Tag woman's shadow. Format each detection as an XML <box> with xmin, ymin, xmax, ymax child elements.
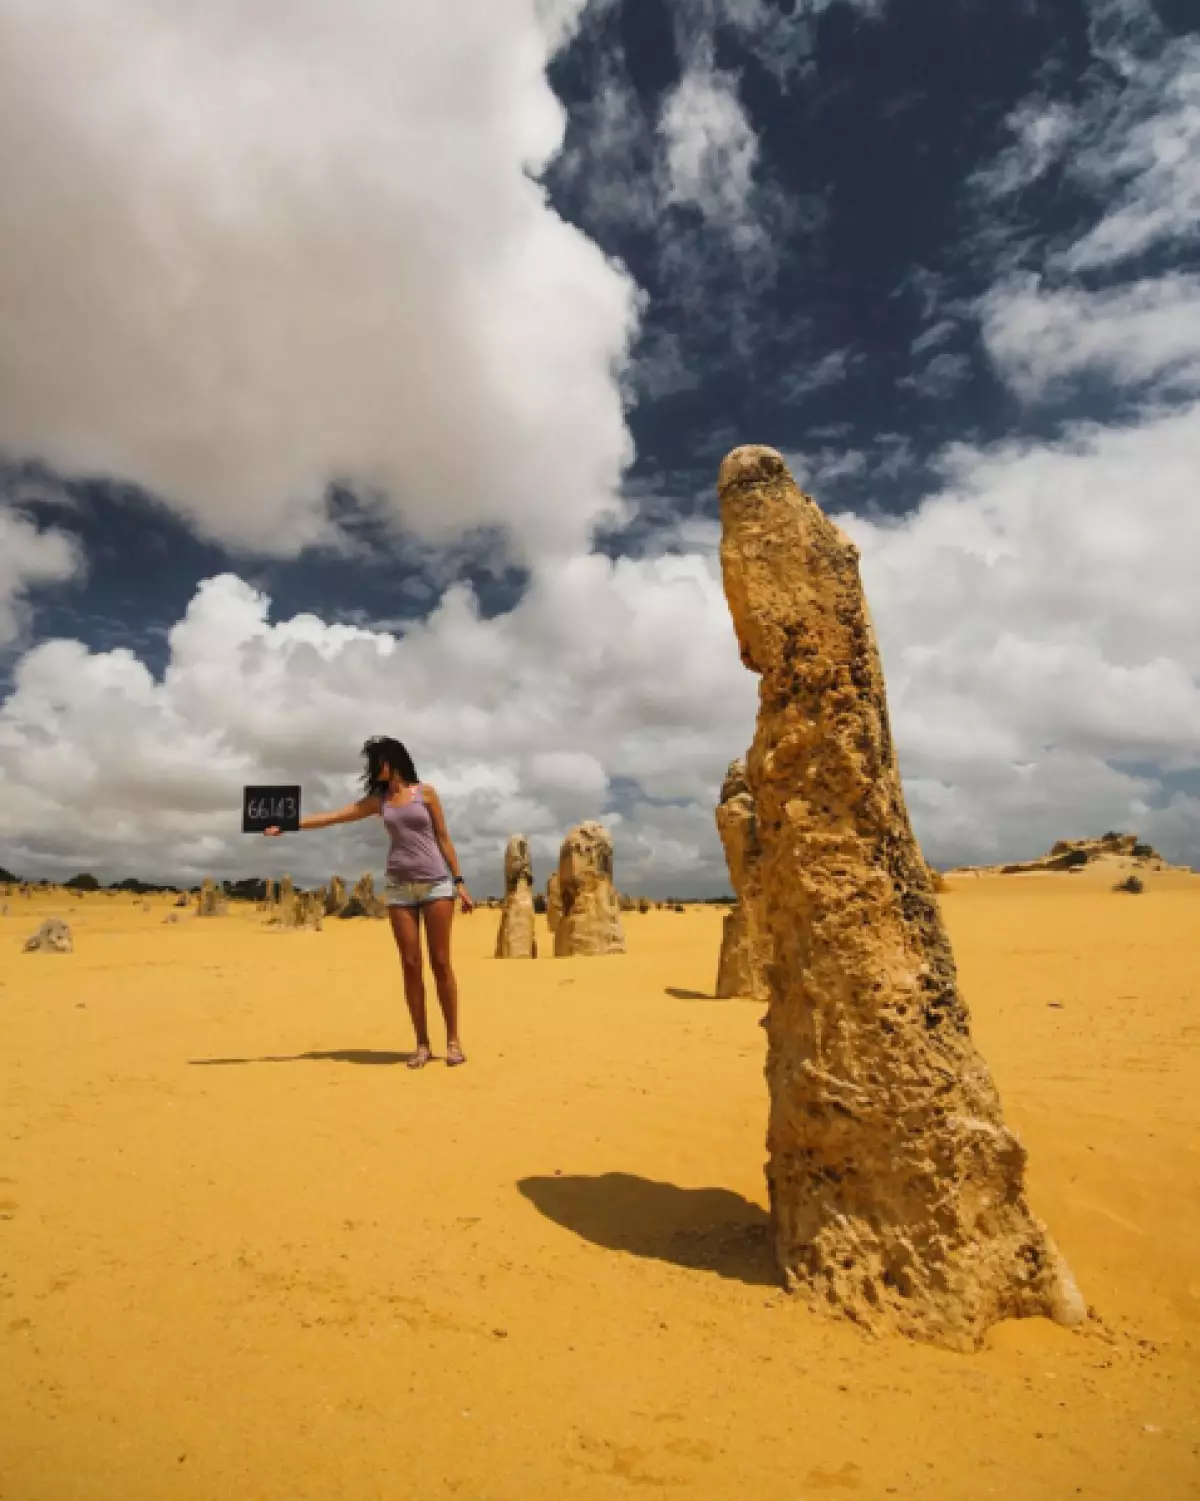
<box><xmin>517</xmin><ymin>1172</ymin><xmax>777</xmax><ymax>1288</ymax></box>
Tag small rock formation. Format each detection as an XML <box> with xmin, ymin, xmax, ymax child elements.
<box><xmin>279</xmin><ymin>875</ymin><xmax>294</xmax><ymax>909</ymax></box>
<box><xmin>174</xmin><ymin>893</ymin><xmax>188</xmax><ymax>908</ymax></box>
<box><xmin>718</xmin><ymin>443</ymin><xmax>1084</xmax><ymax>1351</ymax></box>
<box><xmin>545</xmin><ymin>871</ymin><xmax>562</xmax><ymax>934</ymax></box>
<box><xmin>268</xmin><ymin>885</ymin><xmax>323</xmax><ymax>930</ymax></box>
<box><xmin>553</xmin><ymin>822</ymin><xmax>626</xmax><ymax>957</ymax></box>
<box><xmin>263</xmin><ymin>877</ymin><xmax>277</xmax><ymax>907</ymax></box>
<box><xmin>714</xmin><ymin>758</ymin><xmax>771</xmax><ymax>1001</ymax></box>
<box><xmin>638</xmin><ymin>897</ymin><xmax>650</xmax><ymax>914</ymax></box>
<box><xmin>339</xmin><ymin>873</ymin><xmax>387</xmax><ymax>919</ymax></box>
<box><xmin>953</xmin><ymin>832</ymin><xmax>1169</xmax><ymax>878</ymax></box>
<box><xmin>326</xmin><ymin>877</ymin><xmax>346</xmax><ymax>915</ymax></box>
<box><xmin>197</xmin><ymin>878</ymin><xmax>224</xmax><ymax>917</ymax></box>
<box><xmin>494</xmin><ymin>835</ymin><xmax>537</xmax><ymax>959</ymax></box>
<box><xmin>24</xmin><ymin>918</ymin><xmax>72</xmax><ymax>954</ymax></box>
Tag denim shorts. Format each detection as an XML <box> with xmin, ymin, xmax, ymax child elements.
<box><xmin>383</xmin><ymin>875</ymin><xmax>456</xmax><ymax>908</ymax></box>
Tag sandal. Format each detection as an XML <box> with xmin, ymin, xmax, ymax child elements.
<box><xmin>445</xmin><ymin>1041</ymin><xmax>467</xmax><ymax>1068</ymax></box>
<box><xmin>408</xmin><ymin>1043</ymin><xmax>432</xmax><ymax>1070</ymax></box>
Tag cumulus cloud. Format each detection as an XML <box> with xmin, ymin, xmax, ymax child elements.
<box><xmin>0</xmin><ymin>506</ymin><xmax>83</xmax><ymax>647</ymax></box>
<box><xmin>0</xmin><ymin>556</ymin><xmax>756</xmax><ymax>892</ymax></box>
<box><xmin>839</xmin><ymin>401</ymin><xmax>1200</xmax><ymax>865</ymax></box>
<box><xmin>0</xmin><ymin>0</ymin><xmax>637</xmax><ymax>562</ymax></box>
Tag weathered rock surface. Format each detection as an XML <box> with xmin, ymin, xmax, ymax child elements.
<box><xmin>714</xmin><ymin>758</ymin><xmax>770</xmax><ymax>1001</ymax></box>
<box><xmin>718</xmin><ymin>443</ymin><xmax>1084</xmax><ymax>1351</ymax></box>
<box><xmin>24</xmin><ymin>918</ymin><xmax>72</xmax><ymax>954</ymax></box>
<box><xmin>326</xmin><ymin>877</ymin><xmax>346</xmax><ymax>915</ymax></box>
<box><xmin>553</xmin><ymin>823</ymin><xmax>626</xmax><ymax>958</ymax></box>
<box><xmin>545</xmin><ymin>872</ymin><xmax>562</xmax><ymax>934</ymax></box>
<box><xmin>494</xmin><ymin>835</ymin><xmax>537</xmax><ymax>959</ymax></box>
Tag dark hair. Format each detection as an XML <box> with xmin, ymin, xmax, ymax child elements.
<box><xmin>361</xmin><ymin>736</ymin><xmax>419</xmax><ymax>795</ymax></box>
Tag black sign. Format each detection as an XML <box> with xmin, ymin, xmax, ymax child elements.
<box><xmin>242</xmin><ymin>785</ymin><xmax>302</xmax><ymax>833</ymax></box>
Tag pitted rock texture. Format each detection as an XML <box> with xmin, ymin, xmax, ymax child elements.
<box><xmin>714</xmin><ymin>758</ymin><xmax>770</xmax><ymax>1001</ymax></box>
<box><xmin>545</xmin><ymin>872</ymin><xmax>562</xmax><ymax>934</ymax></box>
<box><xmin>553</xmin><ymin>822</ymin><xmax>626</xmax><ymax>958</ymax></box>
<box><xmin>718</xmin><ymin>443</ymin><xmax>1084</xmax><ymax>1351</ymax></box>
<box><xmin>24</xmin><ymin>918</ymin><xmax>72</xmax><ymax>954</ymax></box>
<box><xmin>495</xmin><ymin>835</ymin><xmax>537</xmax><ymax>959</ymax></box>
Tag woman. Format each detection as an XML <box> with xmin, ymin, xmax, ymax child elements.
<box><xmin>265</xmin><ymin>736</ymin><xmax>474</xmax><ymax>1068</ymax></box>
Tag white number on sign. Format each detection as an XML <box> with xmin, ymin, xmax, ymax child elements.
<box><xmin>247</xmin><ymin>797</ymin><xmax>298</xmax><ymax>821</ymax></box>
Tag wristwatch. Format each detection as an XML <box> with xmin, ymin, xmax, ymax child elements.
<box><xmin>452</xmin><ymin>875</ymin><xmax>465</xmax><ymax>885</ymax></box>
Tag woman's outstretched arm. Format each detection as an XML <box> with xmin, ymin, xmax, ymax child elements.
<box><xmin>264</xmin><ymin>795</ymin><xmax>380</xmax><ymax>836</ymax></box>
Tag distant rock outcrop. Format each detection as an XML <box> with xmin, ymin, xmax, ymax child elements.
<box><xmin>553</xmin><ymin>822</ymin><xmax>626</xmax><ymax>958</ymax></box>
<box><xmin>718</xmin><ymin>443</ymin><xmax>1084</xmax><ymax>1351</ymax></box>
<box><xmin>197</xmin><ymin>878</ymin><xmax>225</xmax><ymax>917</ymax></box>
<box><xmin>326</xmin><ymin>877</ymin><xmax>346</xmax><ymax>915</ymax></box>
<box><xmin>339</xmin><ymin>873</ymin><xmax>387</xmax><ymax>919</ymax></box>
<box><xmin>946</xmin><ymin>832</ymin><xmax>1170</xmax><ymax>878</ymax></box>
<box><xmin>495</xmin><ymin>835</ymin><xmax>537</xmax><ymax>959</ymax></box>
<box><xmin>714</xmin><ymin>758</ymin><xmax>770</xmax><ymax>1001</ymax></box>
<box><xmin>272</xmin><ymin>887</ymin><xmax>323</xmax><ymax>930</ymax></box>
<box><xmin>24</xmin><ymin>918</ymin><xmax>72</xmax><ymax>954</ymax></box>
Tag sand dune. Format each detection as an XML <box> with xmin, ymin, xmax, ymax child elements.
<box><xmin>1</xmin><ymin>870</ymin><xmax>1197</xmax><ymax>1499</ymax></box>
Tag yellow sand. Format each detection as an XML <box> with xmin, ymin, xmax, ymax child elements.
<box><xmin>1</xmin><ymin>868</ymin><xmax>1198</xmax><ymax>1501</ymax></box>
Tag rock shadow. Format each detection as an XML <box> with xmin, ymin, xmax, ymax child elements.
<box><xmin>518</xmin><ymin>1171</ymin><xmax>777</xmax><ymax>1288</ymax></box>
<box><xmin>190</xmin><ymin>1048</ymin><xmax>414</xmax><ymax>1067</ymax></box>
<box><xmin>666</xmin><ymin>985</ymin><xmax>727</xmax><ymax>1001</ymax></box>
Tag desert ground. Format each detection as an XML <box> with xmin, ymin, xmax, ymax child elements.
<box><xmin>1</xmin><ymin>864</ymin><xmax>1198</xmax><ymax>1501</ymax></box>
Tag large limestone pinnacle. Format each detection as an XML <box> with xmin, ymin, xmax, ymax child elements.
<box><xmin>714</xmin><ymin>758</ymin><xmax>770</xmax><ymax>1000</ymax></box>
<box><xmin>553</xmin><ymin>822</ymin><xmax>626</xmax><ymax>957</ymax></box>
<box><xmin>718</xmin><ymin>444</ymin><xmax>1084</xmax><ymax>1350</ymax></box>
<box><xmin>495</xmin><ymin>834</ymin><xmax>537</xmax><ymax>959</ymax></box>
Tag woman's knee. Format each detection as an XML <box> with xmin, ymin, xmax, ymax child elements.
<box><xmin>429</xmin><ymin>952</ymin><xmax>453</xmax><ymax>985</ymax></box>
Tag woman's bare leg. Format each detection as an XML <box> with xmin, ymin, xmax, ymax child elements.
<box><xmin>421</xmin><ymin>899</ymin><xmax>463</xmax><ymax>1057</ymax></box>
<box><xmin>388</xmin><ymin>906</ymin><xmax>431</xmax><ymax>1061</ymax></box>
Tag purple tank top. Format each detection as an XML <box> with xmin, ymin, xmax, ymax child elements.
<box><xmin>380</xmin><ymin>785</ymin><xmax>451</xmax><ymax>882</ymax></box>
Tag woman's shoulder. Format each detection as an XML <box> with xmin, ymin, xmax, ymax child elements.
<box><xmin>418</xmin><ymin>781</ymin><xmax>439</xmax><ymax>801</ymax></box>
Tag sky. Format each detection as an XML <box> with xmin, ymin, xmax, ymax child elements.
<box><xmin>1</xmin><ymin>0</ymin><xmax>1198</xmax><ymax>895</ymax></box>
